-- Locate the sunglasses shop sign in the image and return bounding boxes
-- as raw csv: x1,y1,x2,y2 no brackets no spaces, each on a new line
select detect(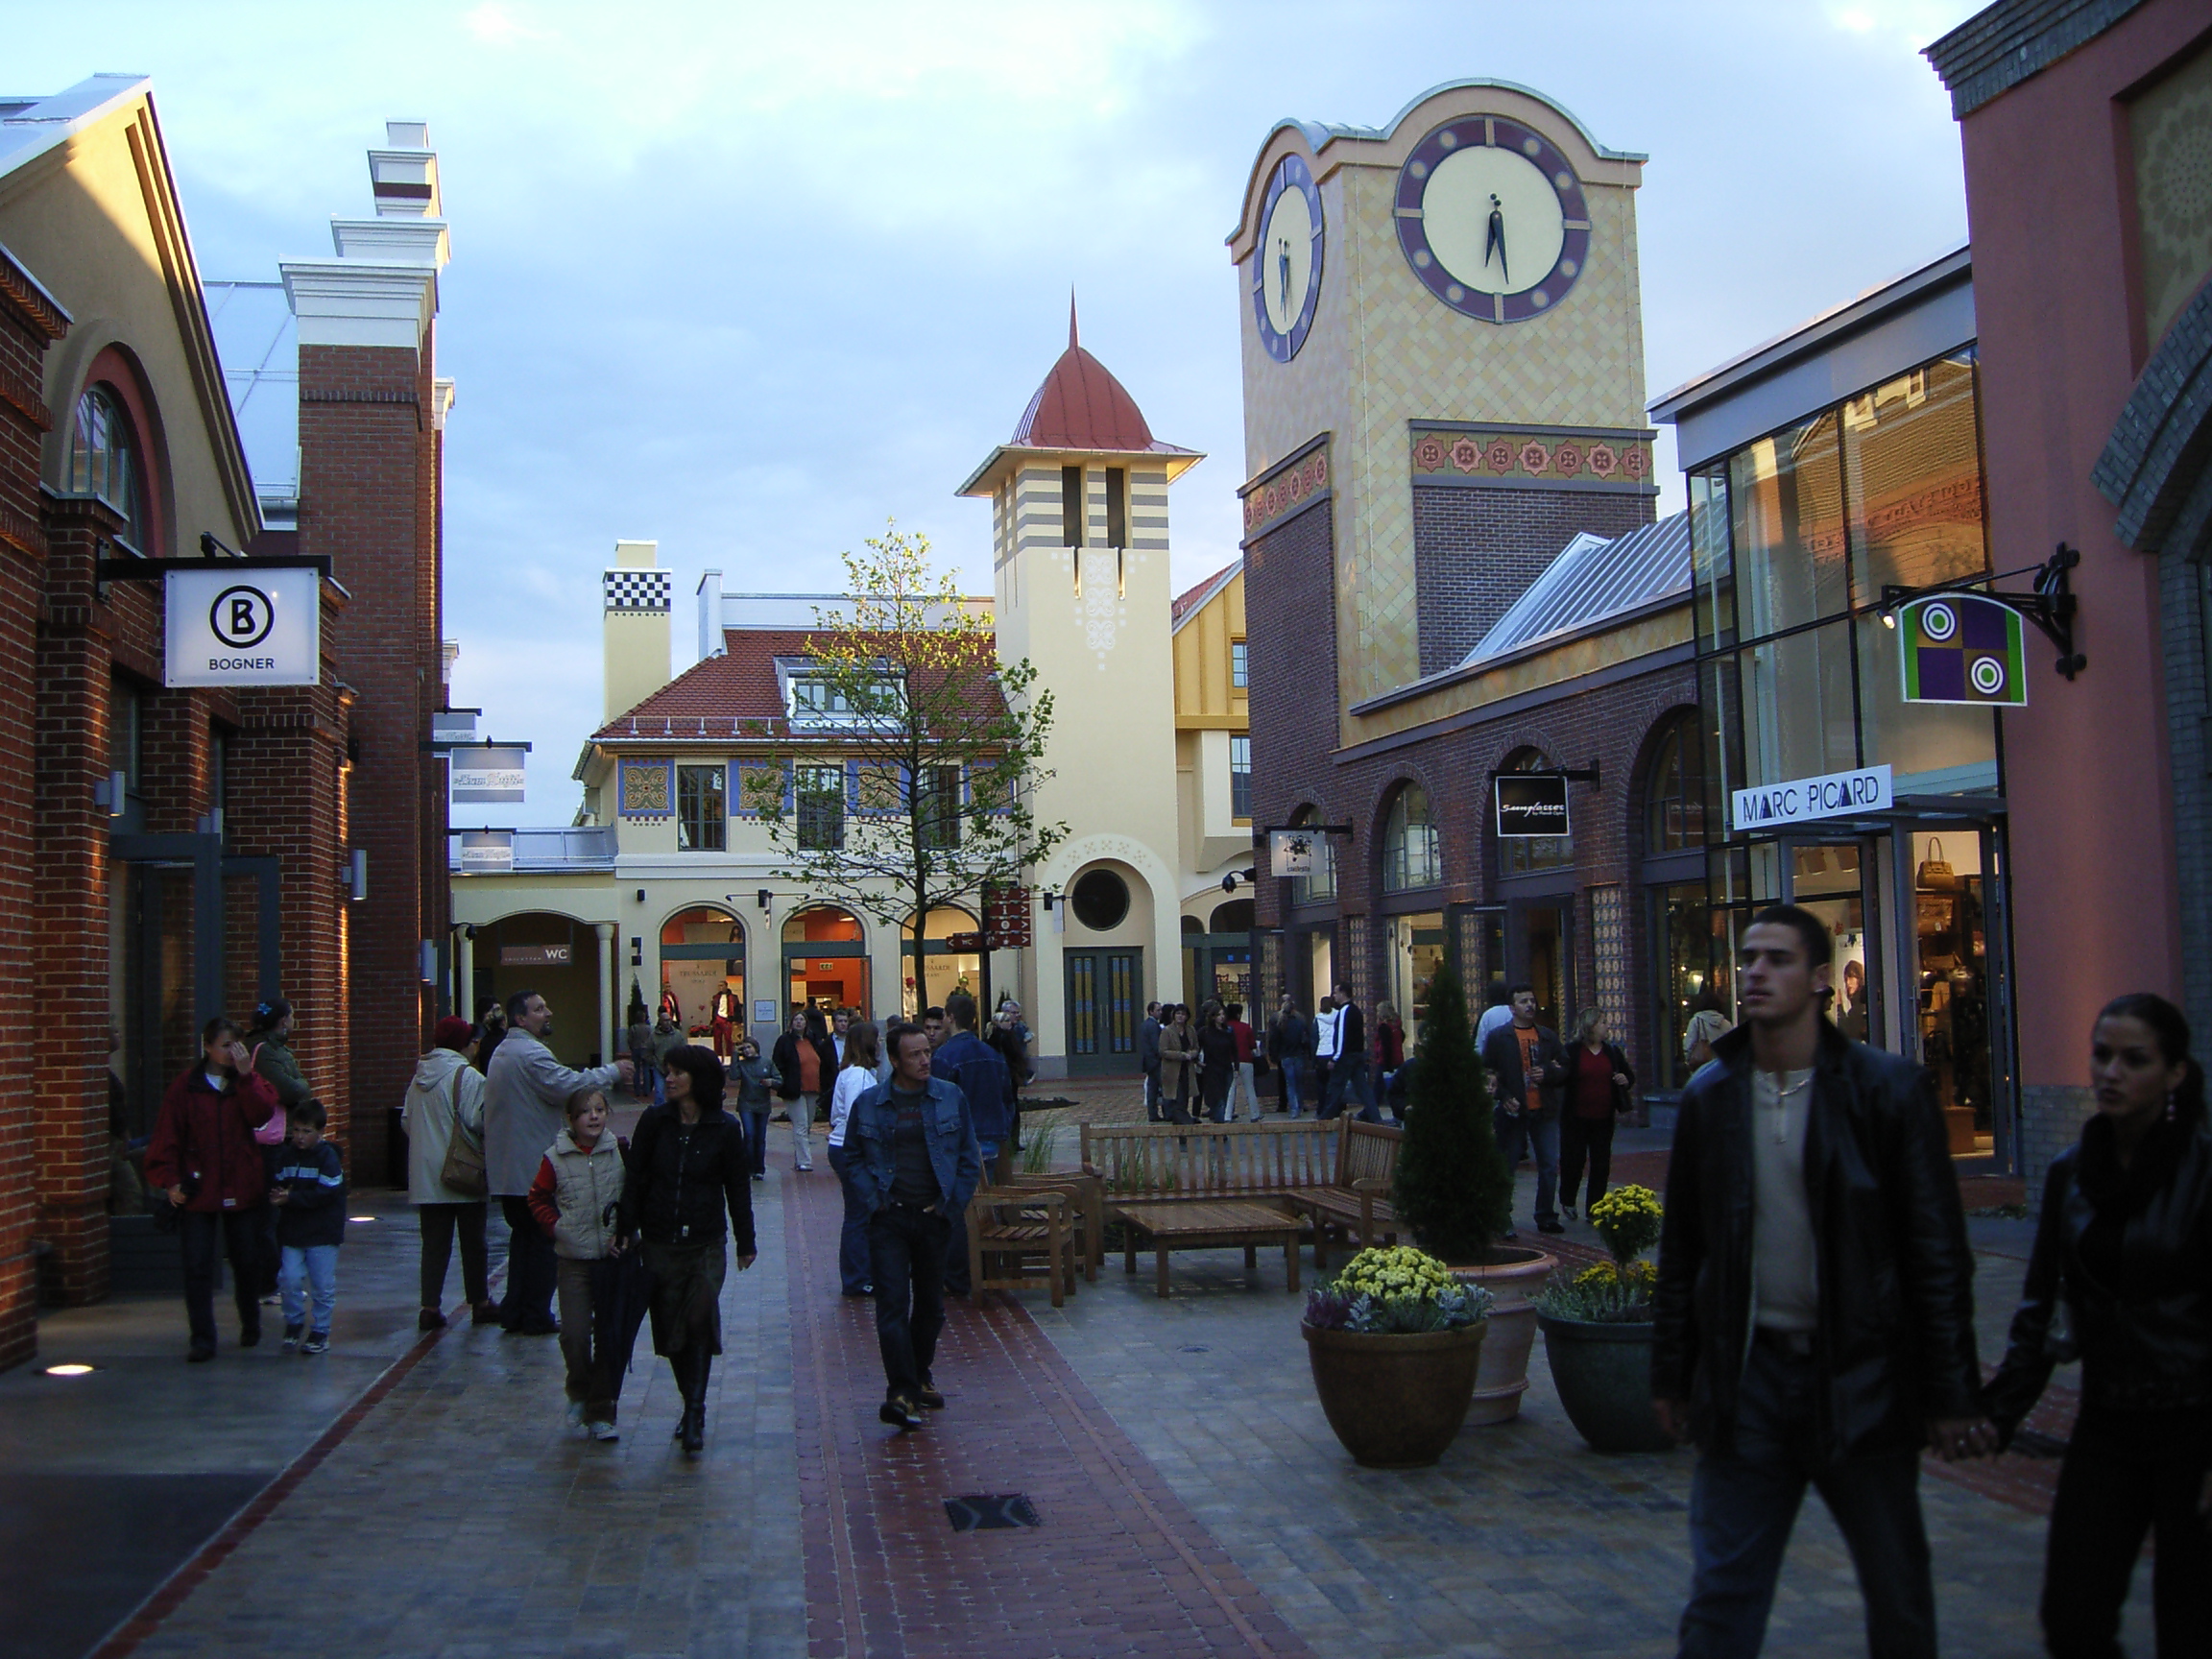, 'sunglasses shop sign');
163,565,320,687
1731,764,1892,832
